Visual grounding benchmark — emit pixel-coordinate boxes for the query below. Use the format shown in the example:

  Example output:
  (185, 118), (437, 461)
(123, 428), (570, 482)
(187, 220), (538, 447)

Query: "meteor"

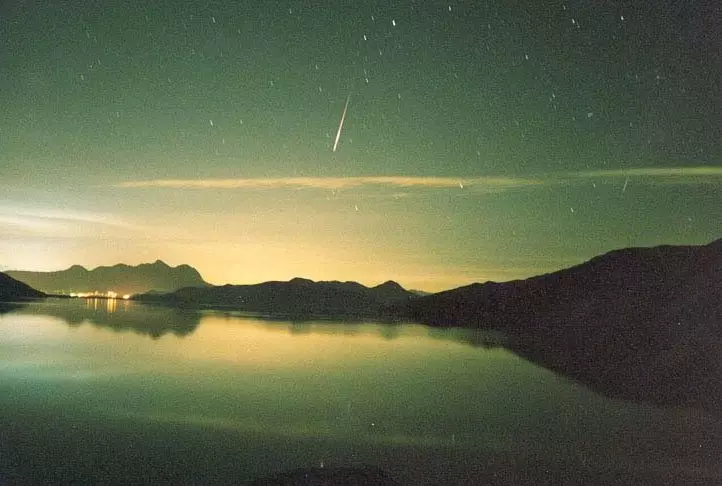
(332, 94), (350, 152)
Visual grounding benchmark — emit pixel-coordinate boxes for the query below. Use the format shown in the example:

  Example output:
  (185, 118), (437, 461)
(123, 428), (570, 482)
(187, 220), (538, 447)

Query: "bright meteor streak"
(332, 95), (350, 152)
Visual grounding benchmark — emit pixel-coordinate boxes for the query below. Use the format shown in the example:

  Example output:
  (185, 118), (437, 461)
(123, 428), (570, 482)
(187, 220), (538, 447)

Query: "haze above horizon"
(2, 1), (720, 292)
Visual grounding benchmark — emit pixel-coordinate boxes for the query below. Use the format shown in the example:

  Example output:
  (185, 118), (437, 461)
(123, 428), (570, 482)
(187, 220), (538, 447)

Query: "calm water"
(1, 299), (720, 485)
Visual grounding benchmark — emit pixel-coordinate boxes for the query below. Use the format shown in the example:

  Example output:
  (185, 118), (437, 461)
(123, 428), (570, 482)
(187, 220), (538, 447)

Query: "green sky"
(1, 1), (720, 291)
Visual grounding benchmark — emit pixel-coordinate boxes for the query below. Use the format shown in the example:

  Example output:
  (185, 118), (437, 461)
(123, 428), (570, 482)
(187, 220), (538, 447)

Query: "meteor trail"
(332, 95), (350, 152)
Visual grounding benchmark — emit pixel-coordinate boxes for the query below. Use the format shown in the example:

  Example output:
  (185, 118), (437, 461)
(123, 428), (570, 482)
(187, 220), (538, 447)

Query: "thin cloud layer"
(0, 205), (139, 234)
(116, 167), (722, 192)
(574, 167), (722, 179)
(116, 176), (541, 190)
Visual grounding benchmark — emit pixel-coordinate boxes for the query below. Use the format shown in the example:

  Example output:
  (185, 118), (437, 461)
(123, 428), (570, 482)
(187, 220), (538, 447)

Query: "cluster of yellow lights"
(68, 291), (132, 300)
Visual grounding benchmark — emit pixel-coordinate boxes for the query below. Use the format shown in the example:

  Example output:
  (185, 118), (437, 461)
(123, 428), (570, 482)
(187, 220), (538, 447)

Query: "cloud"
(115, 166), (722, 193)
(0, 204), (139, 234)
(570, 166), (722, 181)
(116, 176), (542, 191)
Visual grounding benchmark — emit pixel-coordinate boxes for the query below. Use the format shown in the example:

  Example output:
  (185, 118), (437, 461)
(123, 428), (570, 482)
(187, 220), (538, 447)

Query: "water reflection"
(6, 298), (718, 416)
(0, 302), (26, 315)
(214, 313), (503, 349)
(427, 326), (505, 349)
(12, 299), (718, 418)
(2, 300), (721, 485)
(10, 299), (509, 349)
(14, 298), (201, 339)
(502, 327), (722, 415)
(82, 296), (123, 313)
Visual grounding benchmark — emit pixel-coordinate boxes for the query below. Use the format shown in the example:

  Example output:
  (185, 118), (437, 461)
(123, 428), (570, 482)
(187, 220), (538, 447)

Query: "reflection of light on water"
(82, 297), (128, 314)
(86, 298), (99, 311)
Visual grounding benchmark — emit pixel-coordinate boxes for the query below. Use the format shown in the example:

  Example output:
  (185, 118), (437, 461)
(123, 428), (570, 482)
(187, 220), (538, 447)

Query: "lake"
(1, 299), (720, 485)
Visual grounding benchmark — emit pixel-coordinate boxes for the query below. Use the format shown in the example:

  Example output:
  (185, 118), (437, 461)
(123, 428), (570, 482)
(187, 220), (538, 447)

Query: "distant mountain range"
(0, 272), (46, 301)
(136, 277), (415, 317)
(403, 239), (722, 412)
(6, 260), (208, 295)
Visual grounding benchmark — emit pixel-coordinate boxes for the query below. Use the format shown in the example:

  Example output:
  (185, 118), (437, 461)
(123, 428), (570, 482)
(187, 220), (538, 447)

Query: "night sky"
(2, 1), (721, 291)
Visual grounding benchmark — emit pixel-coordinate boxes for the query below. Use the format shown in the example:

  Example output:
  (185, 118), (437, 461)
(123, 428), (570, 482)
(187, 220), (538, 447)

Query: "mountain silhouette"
(404, 239), (722, 411)
(6, 261), (208, 295)
(368, 280), (414, 304)
(136, 278), (415, 318)
(0, 272), (46, 301)
(408, 289), (432, 297)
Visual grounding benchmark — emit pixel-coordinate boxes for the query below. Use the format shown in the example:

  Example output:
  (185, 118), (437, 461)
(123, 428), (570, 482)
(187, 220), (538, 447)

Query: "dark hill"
(405, 239), (722, 411)
(6, 261), (208, 295)
(369, 280), (412, 304)
(0, 272), (46, 301)
(136, 278), (415, 318)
